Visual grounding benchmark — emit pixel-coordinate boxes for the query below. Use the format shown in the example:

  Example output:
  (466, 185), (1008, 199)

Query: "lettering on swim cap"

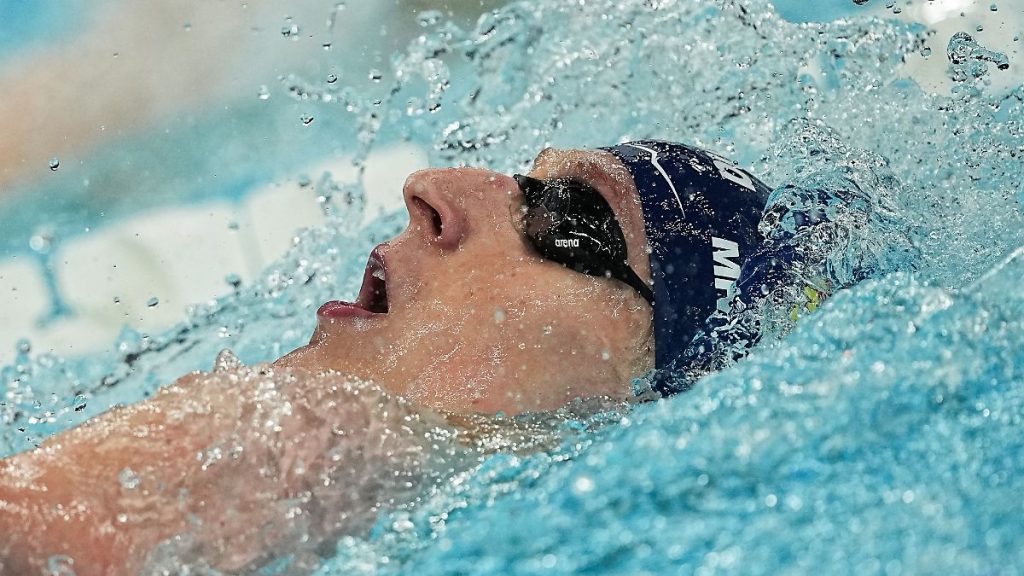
(554, 238), (581, 248)
(712, 236), (740, 313)
(707, 151), (757, 192)
(599, 140), (772, 390)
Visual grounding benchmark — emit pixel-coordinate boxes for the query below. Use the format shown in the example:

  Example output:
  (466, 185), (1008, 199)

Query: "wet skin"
(0, 149), (655, 574)
(277, 148), (655, 414)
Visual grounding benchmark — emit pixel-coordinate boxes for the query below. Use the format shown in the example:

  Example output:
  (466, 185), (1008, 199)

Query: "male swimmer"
(0, 142), (786, 574)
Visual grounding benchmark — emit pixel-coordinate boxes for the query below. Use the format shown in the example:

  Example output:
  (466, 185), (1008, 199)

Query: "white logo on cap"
(712, 236), (740, 313)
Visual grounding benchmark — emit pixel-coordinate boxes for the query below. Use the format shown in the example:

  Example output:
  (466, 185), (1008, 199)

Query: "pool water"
(3, 0), (1024, 573)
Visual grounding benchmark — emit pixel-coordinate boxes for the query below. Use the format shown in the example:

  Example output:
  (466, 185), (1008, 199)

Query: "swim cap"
(600, 141), (771, 392)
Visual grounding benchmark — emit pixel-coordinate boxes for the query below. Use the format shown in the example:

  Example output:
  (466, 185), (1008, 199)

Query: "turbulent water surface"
(2, 0), (1023, 573)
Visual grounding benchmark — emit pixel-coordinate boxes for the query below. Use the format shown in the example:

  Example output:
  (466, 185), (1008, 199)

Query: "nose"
(402, 168), (518, 252)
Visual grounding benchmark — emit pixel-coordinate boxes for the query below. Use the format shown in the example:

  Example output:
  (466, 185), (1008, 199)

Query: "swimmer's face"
(277, 149), (654, 414)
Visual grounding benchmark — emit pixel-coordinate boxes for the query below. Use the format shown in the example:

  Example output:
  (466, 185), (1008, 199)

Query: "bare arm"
(0, 361), (438, 574)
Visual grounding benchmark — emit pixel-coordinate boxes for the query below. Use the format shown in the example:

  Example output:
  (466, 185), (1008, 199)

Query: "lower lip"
(317, 300), (379, 320)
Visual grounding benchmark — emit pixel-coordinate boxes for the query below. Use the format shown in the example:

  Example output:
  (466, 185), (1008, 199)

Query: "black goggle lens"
(513, 174), (654, 305)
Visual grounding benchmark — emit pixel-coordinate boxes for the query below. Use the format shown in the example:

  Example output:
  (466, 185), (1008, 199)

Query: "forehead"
(526, 148), (637, 205)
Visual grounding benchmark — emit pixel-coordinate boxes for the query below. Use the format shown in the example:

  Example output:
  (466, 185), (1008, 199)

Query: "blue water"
(3, 0), (1024, 573)
(0, 0), (84, 58)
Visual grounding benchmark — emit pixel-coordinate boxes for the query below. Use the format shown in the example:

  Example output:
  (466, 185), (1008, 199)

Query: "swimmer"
(0, 142), (781, 574)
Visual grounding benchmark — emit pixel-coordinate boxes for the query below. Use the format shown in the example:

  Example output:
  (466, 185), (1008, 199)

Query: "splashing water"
(2, 0), (1023, 573)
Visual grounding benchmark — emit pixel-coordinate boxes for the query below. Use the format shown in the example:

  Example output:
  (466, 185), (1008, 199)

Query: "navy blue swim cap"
(600, 141), (771, 387)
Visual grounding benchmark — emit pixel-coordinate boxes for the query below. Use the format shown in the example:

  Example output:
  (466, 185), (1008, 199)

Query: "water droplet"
(976, 24), (984, 32)
(573, 476), (595, 494)
(146, 297), (159, 308)
(369, 69), (383, 82)
(227, 220), (239, 230)
(542, 325), (553, 335)
(518, 342), (526, 350)
(417, 10), (442, 27)
(116, 513), (128, 523)
(990, 3), (998, 11)
(214, 349), (243, 372)
(257, 85), (270, 100)
(113, 296), (121, 304)
(493, 308), (506, 323)
(48, 157), (60, 171)
(183, 22), (192, 31)
(327, 73), (338, 84)
(392, 518), (414, 532)
(225, 273), (242, 288)
(601, 350), (611, 361)
(119, 468), (140, 489)
(46, 555), (75, 576)
(16, 339), (31, 354)
(322, 43), (332, 51)
(29, 231), (53, 253)
(301, 115), (314, 126)
(281, 23), (299, 38)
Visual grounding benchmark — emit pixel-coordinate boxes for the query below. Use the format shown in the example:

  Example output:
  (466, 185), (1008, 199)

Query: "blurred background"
(0, 0), (1020, 366)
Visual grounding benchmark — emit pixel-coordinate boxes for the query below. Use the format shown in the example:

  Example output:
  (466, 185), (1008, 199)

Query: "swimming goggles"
(513, 174), (654, 305)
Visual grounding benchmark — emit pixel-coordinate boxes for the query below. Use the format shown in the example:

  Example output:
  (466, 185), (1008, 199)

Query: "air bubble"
(16, 339), (31, 354)
(494, 308), (506, 323)
(369, 69), (383, 82)
(327, 73), (339, 84)
(301, 115), (315, 126)
(146, 297), (160, 308)
(258, 85), (270, 100)
(48, 157), (60, 171)
(225, 273), (242, 288)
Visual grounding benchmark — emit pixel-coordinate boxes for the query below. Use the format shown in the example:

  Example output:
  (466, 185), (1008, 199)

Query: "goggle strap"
(617, 266), (655, 305)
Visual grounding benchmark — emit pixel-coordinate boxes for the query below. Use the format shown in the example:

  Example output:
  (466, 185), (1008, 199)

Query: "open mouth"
(355, 245), (389, 313)
(317, 245), (389, 320)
